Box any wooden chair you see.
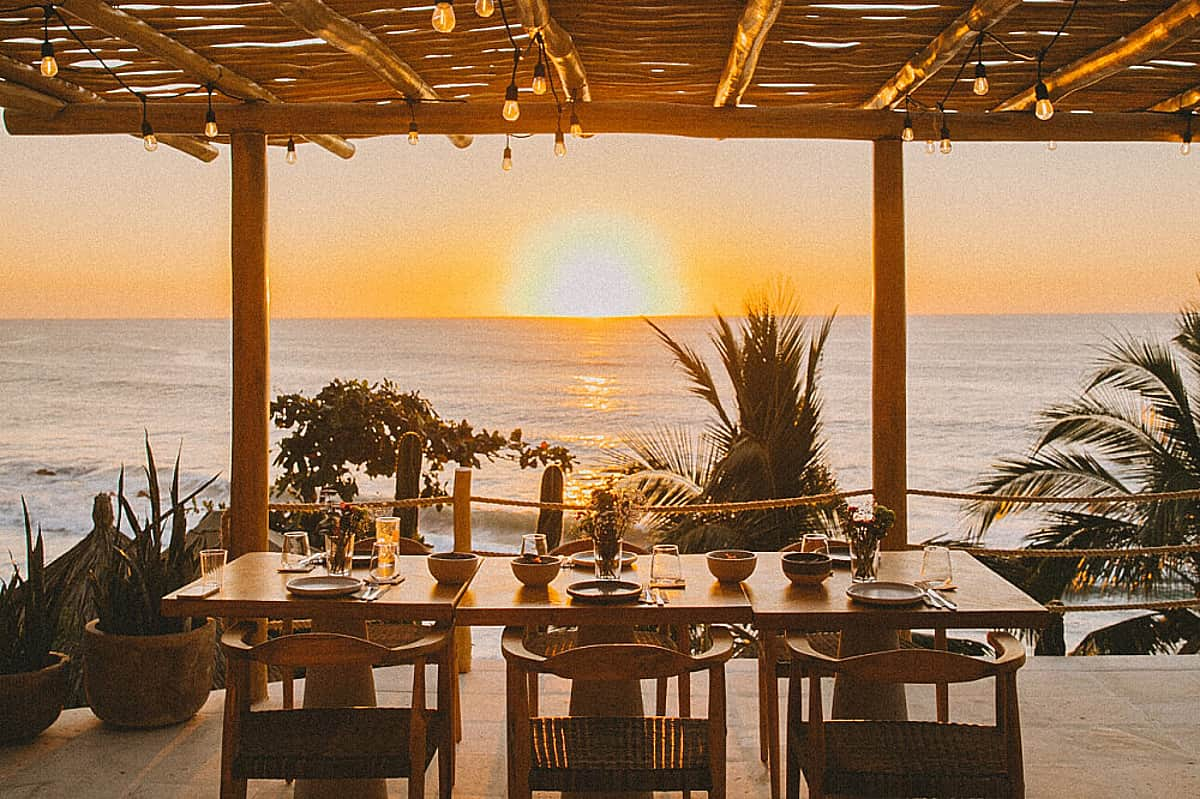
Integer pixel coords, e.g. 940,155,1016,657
784,630,1027,799
501,626,735,798
521,539,682,716
219,621,455,799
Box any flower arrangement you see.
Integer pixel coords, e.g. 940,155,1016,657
838,502,895,582
576,487,643,578
318,502,371,574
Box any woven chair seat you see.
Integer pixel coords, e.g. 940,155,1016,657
524,627,675,659
791,720,1013,798
528,716,713,792
233,707,445,781
366,620,430,648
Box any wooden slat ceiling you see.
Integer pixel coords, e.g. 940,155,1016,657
1,0,1198,150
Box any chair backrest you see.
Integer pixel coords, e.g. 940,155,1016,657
354,535,433,554
550,538,650,556
789,631,1025,685
504,627,733,680
221,622,446,669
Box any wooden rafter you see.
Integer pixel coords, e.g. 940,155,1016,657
862,0,1022,110
0,52,218,162
268,0,470,149
513,0,590,102
1148,84,1200,112
714,0,784,108
7,100,1189,143
0,79,67,115
55,0,354,159
993,0,1200,112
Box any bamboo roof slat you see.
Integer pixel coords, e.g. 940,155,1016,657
1148,82,1200,111
713,0,783,108
513,0,590,102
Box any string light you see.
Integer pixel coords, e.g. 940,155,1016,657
286,136,297,164
532,61,548,96
203,83,218,138
474,0,494,18
901,97,914,142
501,134,513,171
1046,140,1057,151
139,95,157,152
1033,57,1054,121
407,101,419,145
937,105,951,154
554,128,566,157
1182,113,1193,157
569,104,583,138
432,1,455,33
972,35,988,96
925,139,935,155
39,6,56,77
502,83,520,121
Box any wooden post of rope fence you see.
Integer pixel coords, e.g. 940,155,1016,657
453,467,473,673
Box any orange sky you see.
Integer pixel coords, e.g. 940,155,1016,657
0,130,1194,319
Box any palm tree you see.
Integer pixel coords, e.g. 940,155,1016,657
613,288,840,552
967,307,1200,654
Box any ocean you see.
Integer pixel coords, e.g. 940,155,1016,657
0,315,1177,645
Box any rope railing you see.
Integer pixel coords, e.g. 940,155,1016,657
910,487,1200,504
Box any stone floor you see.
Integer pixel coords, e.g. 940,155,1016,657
2,652,1198,798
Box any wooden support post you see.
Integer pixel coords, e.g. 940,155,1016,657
229,130,270,702
452,467,473,673
872,139,908,549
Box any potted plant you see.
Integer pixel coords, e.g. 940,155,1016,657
0,501,68,744
83,438,218,728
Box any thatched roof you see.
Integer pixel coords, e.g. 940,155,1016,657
1,1,1197,158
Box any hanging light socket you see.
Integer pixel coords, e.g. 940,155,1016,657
973,61,989,96
554,128,566,157
502,83,520,122
502,143,513,171
203,85,218,138
901,111,914,142
1182,113,1193,156
141,119,157,152
939,122,952,155
39,7,57,78
532,62,548,96
286,136,297,164
408,120,419,145
1034,80,1054,121
569,107,583,138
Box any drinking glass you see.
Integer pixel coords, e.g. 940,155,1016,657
375,516,401,545
199,548,227,591
281,531,310,569
650,543,685,588
801,533,830,555
920,545,954,588
369,540,398,583
324,532,356,576
521,533,548,559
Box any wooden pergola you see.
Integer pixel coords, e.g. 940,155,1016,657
3,0,1198,553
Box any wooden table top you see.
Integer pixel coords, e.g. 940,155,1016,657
455,553,754,627
745,550,1050,631
161,552,472,624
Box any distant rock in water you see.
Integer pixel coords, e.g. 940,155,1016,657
35,468,56,476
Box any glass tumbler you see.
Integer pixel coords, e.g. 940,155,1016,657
375,516,401,545
324,533,356,576
369,540,398,583
650,543,684,588
801,534,830,555
521,533,548,559
281,531,310,569
920,545,954,588
199,548,227,591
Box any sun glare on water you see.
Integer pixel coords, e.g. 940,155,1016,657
505,212,680,317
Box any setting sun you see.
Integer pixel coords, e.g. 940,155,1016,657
503,212,681,317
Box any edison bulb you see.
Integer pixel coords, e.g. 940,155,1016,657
1034,81,1054,121
925,139,935,155
501,145,513,171
554,129,566,157
1046,139,1057,152
901,115,914,142
286,138,297,164
39,44,57,78
432,1,455,33
972,63,989,96
408,121,419,145
569,110,583,138
532,63,548,96
204,109,218,139
939,135,951,155
143,132,158,152
1183,140,1192,157
475,0,495,18
502,84,520,122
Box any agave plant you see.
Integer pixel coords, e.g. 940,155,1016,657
613,288,840,552
0,501,55,674
966,306,1200,654
90,437,219,636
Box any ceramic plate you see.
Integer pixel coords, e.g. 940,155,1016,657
566,579,643,603
845,581,924,606
285,575,363,597
568,551,638,569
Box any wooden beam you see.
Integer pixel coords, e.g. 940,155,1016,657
1148,84,1200,112
862,0,1022,110
0,79,66,114
513,0,590,101
7,100,1191,142
268,0,470,149
0,52,218,162
993,0,1200,112
714,0,784,108
871,139,907,551
55,0,354,159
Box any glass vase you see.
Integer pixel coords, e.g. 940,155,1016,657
324,532,356,576
848,536,880,582
593,537,623,580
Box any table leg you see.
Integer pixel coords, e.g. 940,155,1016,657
831,628,907,720
294,618,388,799
934,628,949,722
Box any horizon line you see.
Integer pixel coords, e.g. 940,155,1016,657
0,311,1176,322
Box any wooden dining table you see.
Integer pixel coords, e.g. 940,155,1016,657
161,552,475,799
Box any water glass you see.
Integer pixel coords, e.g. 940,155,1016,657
521,533,548,559
199,548,227,591
324,532,356,576
281,531,310,569
375,516,401,545
650,543,685,588
801,534,830,555
369,540,398,583
920,545,954,588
